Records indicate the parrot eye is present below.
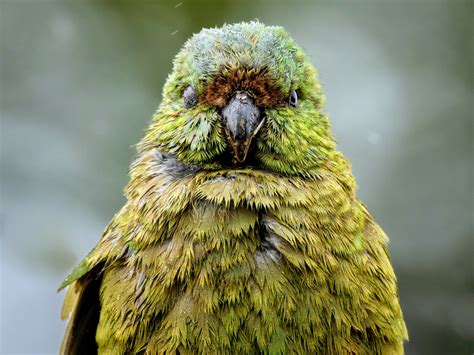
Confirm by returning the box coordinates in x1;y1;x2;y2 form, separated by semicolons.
288;90;298;108
183;85;198;108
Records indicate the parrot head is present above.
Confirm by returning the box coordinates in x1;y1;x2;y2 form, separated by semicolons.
139;21;335;176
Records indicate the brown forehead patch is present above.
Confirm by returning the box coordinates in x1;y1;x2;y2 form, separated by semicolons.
202;69;285;108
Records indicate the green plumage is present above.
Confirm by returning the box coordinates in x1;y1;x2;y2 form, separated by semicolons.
60;21;407;354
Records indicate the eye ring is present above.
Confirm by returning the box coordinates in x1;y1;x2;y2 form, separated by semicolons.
288;90;298;108
183;85;198;108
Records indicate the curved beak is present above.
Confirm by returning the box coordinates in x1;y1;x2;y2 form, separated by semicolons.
221;92;264;163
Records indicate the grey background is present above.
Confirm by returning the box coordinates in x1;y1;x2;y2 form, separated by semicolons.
1;0;472;354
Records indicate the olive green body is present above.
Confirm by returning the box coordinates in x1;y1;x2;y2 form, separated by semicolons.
60;22;407;354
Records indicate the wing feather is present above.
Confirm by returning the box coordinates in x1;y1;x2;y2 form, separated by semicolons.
59;267;103;355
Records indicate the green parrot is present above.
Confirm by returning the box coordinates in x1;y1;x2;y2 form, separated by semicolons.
59;21;408;354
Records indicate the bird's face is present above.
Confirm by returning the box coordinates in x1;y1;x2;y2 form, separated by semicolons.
140;22;335;176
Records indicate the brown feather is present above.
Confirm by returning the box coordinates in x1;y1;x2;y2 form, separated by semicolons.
203;68;284;108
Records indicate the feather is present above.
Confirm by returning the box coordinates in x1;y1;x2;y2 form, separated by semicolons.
59;270;103;355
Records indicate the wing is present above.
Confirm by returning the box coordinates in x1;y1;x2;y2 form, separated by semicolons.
59;265;103;355
58;204;134;353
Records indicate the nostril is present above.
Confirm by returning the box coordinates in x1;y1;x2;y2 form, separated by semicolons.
238;94;248;104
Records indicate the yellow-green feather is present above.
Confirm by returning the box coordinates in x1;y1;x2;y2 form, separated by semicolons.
62;147;407;354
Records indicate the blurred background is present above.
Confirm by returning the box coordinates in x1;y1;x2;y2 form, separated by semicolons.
1;0;472;354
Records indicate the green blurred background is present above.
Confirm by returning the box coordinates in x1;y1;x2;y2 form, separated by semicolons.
1;0;472;354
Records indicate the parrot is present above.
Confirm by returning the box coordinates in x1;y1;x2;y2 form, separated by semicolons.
59;21;408;354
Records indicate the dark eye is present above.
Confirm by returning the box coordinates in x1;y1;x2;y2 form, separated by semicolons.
288;90;298;108
183;85;198;108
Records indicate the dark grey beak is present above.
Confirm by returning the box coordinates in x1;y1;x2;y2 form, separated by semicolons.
221;92;264;163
